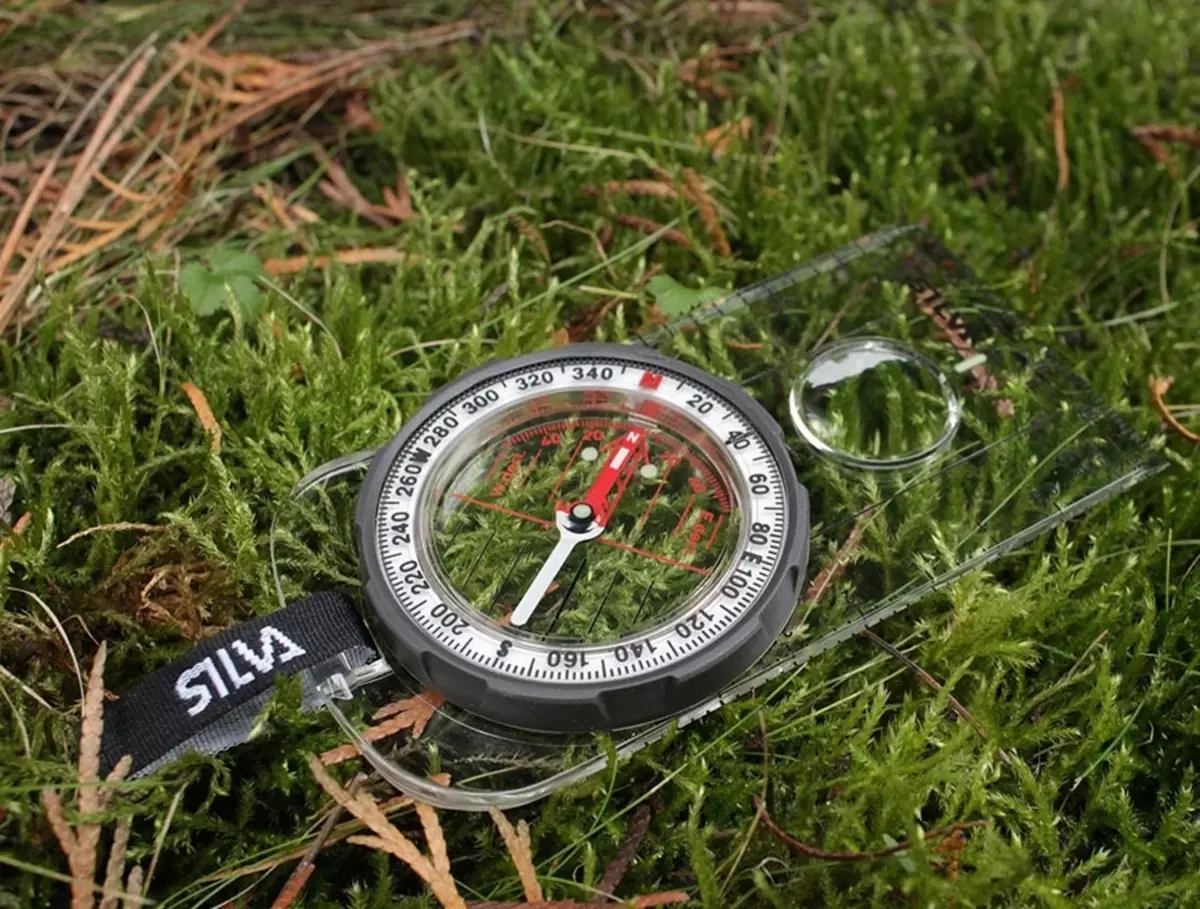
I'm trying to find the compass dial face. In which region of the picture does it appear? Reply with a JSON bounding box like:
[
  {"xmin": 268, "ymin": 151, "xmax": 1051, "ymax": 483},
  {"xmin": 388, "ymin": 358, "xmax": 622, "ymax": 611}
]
[{"xmin": 356, "ymin": 344, "xmax": 809, "ymax": 732}]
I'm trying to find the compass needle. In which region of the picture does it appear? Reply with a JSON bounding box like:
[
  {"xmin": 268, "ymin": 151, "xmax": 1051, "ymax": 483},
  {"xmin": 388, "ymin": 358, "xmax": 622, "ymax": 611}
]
[{"xmin": 512, "ymin": 531, "xmax": 578, "ymax": 626}]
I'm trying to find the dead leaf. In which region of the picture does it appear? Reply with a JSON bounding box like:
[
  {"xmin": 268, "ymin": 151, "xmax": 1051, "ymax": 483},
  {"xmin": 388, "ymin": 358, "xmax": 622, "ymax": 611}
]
[
  {"xmin": 123, "ymin": 866, "xmax": 143, "ymax": 909},
  {"xmin": 0, "ymin": 46, "xmax": 155, "ymax": 334},
  {"xmin": 70, "ymin": 643, "xmax": 110, "ymax": 908},
  {"xmin": 181, "ymin": 382, "xmax": 222, "ymax": 453},
  {"xmin": 8, "ymin": 511, "xmax": 31, "ymax": 538},
  {"xmin": 289, "ymin": 201, "xmax": 321, "ymax": 225},
  {"xmin": 1149, "ymin": 375, "xmax": 1200, "ymax": 443},
  {"xmin": 549, "ymin": 328, "xmax": 571, "ymax": 347},
  {"xmin": 344, "ymin": 91, "xmax": 382, "ymax": 132},
  {"xmin": 381, "ymin": 170, "xmax": 414, "ymax": 222},
  {"xmin": 679, "ymin": 55, "xmax": 740, "ymax": 98},
  {"xmin": 39, "ymin": 640, "xmax": 143, "ymax": 909},
  {"xmin": 190, "ymin": 47, "xmax": 299, "ymax": 79},
  {"xmin": 308, "ymin": 755, "xmax": 466, "ymax": 909},
  {"xmin": 488, "ymin": 807, "xmax": 543, "ymax": 903},
  {"xmin": 41, "ymin": 790, "xmax": 76, "ymax": 860},
  {"xmin": 319, "ymin": 690, "xmax": 446, "ymax": 765},
  {"xmin": 695, "ymin": 116, "xmax": 751, "ymax": 159},
  {"xmin": 78, "ymin": 642, "xmax": 107, "ymax": 812}
]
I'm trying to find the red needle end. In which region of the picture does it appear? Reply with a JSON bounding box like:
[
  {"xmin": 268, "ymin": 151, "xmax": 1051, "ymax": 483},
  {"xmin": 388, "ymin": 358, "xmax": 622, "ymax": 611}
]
[{"xmin": 578, "ymin": 429, "xmax": 646, "ymax": 527}]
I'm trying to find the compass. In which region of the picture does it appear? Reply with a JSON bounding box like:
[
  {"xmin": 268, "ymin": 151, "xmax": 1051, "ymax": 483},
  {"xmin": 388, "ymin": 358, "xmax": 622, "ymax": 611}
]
[
  {"xmin": 98, "ymin": 229, "xmax": 1165, "ymax": 807},
  {"xmin": 355, "ymin": 343, "xmax": 810, "ymax": 732}
]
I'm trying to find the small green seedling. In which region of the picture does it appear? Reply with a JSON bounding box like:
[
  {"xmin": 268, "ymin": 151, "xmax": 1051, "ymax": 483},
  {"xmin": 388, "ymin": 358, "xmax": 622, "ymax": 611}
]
[{"xmin": 180, "ymin": 246, "xmax": 267, "ymax": 320}]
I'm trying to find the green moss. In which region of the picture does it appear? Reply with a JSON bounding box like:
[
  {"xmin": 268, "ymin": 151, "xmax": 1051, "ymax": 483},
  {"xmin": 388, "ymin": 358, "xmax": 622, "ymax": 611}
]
[{"xmin": 2, "ymin": 1, "xmax": 1199, "ymax": 906}]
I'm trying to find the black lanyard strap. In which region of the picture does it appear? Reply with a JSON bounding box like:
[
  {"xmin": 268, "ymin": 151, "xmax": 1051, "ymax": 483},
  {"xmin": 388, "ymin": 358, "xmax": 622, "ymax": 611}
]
[{"xmin": 100, "ymin": 591, "xmax": 375, "ymax": 777}]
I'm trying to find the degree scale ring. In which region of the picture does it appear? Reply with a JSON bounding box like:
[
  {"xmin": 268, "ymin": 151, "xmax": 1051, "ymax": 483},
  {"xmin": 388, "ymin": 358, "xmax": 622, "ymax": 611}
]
[{"xmin": 354, "ymin": 344, "xmax": 810, "ymax": 732}]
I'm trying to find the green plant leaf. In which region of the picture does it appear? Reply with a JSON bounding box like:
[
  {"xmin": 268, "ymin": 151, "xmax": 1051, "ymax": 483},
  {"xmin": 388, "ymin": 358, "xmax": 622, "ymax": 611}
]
[
  {"xmin": 180, "ymin": 247, "xmax": 266, "ymax": 319},
  {"xmin": 646, "ymin": 274, "xmax": 727, "ymax": 318}
]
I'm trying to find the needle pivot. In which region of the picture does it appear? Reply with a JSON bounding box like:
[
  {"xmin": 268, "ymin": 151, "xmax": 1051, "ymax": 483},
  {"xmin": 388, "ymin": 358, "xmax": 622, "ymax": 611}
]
[{"xmin": 566, "ymin": 502, "xmax": 595, "ymax": 530}]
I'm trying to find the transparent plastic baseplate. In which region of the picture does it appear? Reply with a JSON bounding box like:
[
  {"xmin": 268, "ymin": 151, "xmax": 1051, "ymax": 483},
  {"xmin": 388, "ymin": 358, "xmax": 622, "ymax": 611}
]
[{"xmin": 270, "ymin": 225, "xmax": 1166, "ymax": 810}]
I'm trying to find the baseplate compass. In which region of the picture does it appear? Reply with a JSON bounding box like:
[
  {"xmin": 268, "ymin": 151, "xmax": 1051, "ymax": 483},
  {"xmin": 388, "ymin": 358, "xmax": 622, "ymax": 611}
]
[
  {"xmin": 98, "ymin": 225, "xmax": 1165, "ymax": 811},
  {"xmin": 260, "ymin": 226, "xmax": 1166, "ymax": 810}
]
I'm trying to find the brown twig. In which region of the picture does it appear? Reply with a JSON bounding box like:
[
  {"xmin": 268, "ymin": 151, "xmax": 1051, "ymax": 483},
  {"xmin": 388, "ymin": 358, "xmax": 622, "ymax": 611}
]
[
  {"xmin": 859, "ymin": 628, "xmax": 1011, "ymax": 767},
  {"xmin": 181, "ymin": 382, "xmax": 222, "ymax": 453},
  {"xmin": 615, "ymin": 215, "xmax": 694, "ymax": 252},
  {"xmin": 1131, "ymin": 124, "xmax": 1200, "ymax": 148},
  {"xmin": 567, "ymin": 264, "xmax": 662, "ymax": 342},
  {"xmin": 584, "ymin": 180, "xmax": 679, "ymax": 200},
  {"xmin": 802, "ymin": 510, "xmax": 872, "ymax": 606},
  {"xmin": 680, "ymin": 168, "xmax": 729, "ymax": 257},
  {"xmin": 810, "ymin": 279, "xmax": 868, "ymax": 353},
  {"xmin": 1051, "ymin": 85, "xmax": 1069, "ymax": 193},
  {"xmin": 314, "ymin": 147, "xmax": 395, "ymax": 228},
  {"xmin": 0, "ymin": 47, "xmax": 154, "ymax": 333},
  {"xmin": 176, "ymin": 20, "xmax": 478, "ymax": 162},
  {"xmin": 596, "ymin": 804, "xmax": 653, "ymax": 898},
  {"xmin": 0, "ymin": 36, "xmax": 155, "ymax": 291},
  {"xmin": 57, "ymin": 523, "xmax": 166, "ymax": 549},
  {"xmin": 263, "ymin": 248, "xmax": 413, "ymax": 276},
  {"xmin": 1128, "ymin": 124, "xmax": 1200, "ymax": 176},
  {"xmin": 469, "ymin": 897, "xmax": 688, "ymax": 909},
  {"xmin": 269, "ymin": 776, "xmax": 365, "ymax": 909},
  {"xmin": 755, "ymin": 797, "xmax": 988, "ymax": 862},
  {"xmin": 1149, "ymin": 375, "xmax": 1200, "ymax": 443}
]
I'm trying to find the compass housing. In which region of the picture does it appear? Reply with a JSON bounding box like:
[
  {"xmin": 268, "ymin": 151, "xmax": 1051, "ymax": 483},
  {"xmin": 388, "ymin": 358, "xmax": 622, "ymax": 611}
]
[{"xmin": 354, "ymin": 343, "xmax": 810, "ymax": 732}]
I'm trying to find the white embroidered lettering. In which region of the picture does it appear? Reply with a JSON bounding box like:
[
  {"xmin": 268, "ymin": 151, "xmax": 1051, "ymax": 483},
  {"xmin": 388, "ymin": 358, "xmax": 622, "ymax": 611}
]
[
  {"xmin": 217, "ymin": 648, "xmax": 254, "ymax": 689},
  {"xmin": 175, "ymin": 657, "xmax": 227, "ymax": 717},
  {"xmin": 175, "ymin": 627, "xmax": 307, "ymax": 717},
  {"xmin": 230, "ymin": 626, "xmax": 306, "ymax": 673}
]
